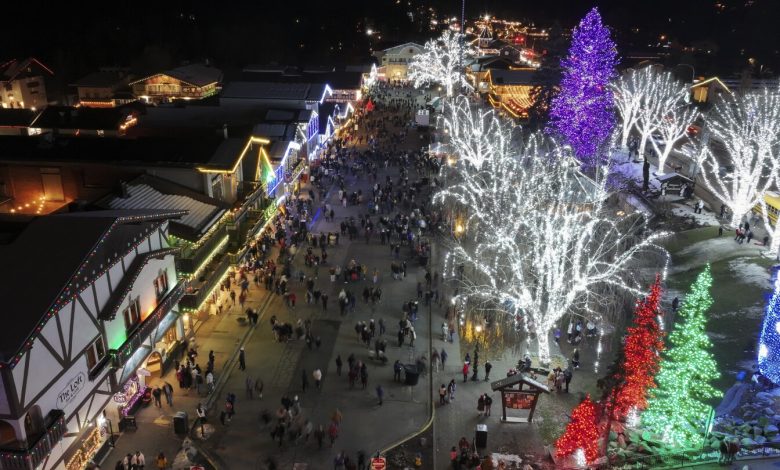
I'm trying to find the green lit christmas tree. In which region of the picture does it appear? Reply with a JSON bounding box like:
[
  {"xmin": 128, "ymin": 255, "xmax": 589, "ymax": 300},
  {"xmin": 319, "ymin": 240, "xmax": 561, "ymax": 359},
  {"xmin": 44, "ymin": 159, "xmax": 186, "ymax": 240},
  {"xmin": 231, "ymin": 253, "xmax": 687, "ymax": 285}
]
[{"xmin": 642, "ymin": 266, "xmax": 721, "ymax": 447}]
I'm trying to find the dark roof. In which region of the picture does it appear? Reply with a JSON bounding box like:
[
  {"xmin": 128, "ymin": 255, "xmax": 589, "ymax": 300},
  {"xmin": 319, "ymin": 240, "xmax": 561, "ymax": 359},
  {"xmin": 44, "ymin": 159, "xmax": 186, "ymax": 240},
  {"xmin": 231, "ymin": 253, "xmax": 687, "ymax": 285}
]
[
  {"xmin": 221, "ymin": 81, "xmax": 328, "ymax": 102},
  {"xmin": 130, "ymin": 64, "xmax": 222, "ymax": 88},
  {"xmin": 0, "ymin": 58, "xmax": 54, "ymax": 81},
  {"xmin": 96, "ymin": 174, "xmax": 230, "ymax": 241},
  {"xmin": 164, "ymin": 64, "xmax": 222, "ymax": 87},
  {"xmin": 30, "ymin": 106, "xmax": 135, "ymax": 131},
  {"xmin": 0, "ymin": 134, "xmax": 229, "ymax": 168},
  {"xmin": 489, "ymin": 69, "xmax": 536, "ymax": 86},
  {"xmin": 71, "ymin": 71, "xmax": 129, "ymax": 88},
  {"xmin": 0, "ymin": 109, "xmax": 37, "ymax": 127},
  {"xmin": 241, "ymin": 67, "xmax": 363, "ymax": 90},
  {"xmin": 318, "ymin": 102, "xmax": 339, "ymax": 131},
  {"xmin": 0, "ymin": 210, "xmax": 181, "ymax": 361}
]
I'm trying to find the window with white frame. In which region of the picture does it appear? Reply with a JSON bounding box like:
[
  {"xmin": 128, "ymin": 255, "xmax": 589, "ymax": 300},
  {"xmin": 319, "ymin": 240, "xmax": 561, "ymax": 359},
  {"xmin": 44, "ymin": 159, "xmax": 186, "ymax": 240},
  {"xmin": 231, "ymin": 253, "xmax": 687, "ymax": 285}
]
[
  {"xmin": 86, "ymin": 337, "xmax": 106, "ymax": 372},
  {"xmin": 123, "ymin": 297, "xmax": 141, "ymax": 332},
  {"xmin": 154, "ymin": 271, "xmax": 169, "ymax": 298}
]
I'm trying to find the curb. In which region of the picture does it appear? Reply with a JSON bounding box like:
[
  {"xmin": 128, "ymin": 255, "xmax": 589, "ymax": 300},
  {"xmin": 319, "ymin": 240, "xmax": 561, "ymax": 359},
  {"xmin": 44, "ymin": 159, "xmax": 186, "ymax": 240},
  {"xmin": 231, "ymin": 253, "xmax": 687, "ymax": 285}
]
[{"xmin": 380, "ymin": 239, "xmax": 437, "ymax": 467}]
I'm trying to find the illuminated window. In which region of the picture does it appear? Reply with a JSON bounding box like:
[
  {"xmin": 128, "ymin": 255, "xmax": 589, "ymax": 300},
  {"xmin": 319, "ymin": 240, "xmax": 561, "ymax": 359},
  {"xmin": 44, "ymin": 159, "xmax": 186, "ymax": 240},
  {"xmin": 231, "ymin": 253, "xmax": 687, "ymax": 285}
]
[
  {"xmin": 86, "ymin": 337, "xmax": 106, "ymax": 371},
  {"xmin": 154, "ymin": 271, "xmax": 169, "ymax": 299},
  {"xmin": 123, "ymin": 298, "xmax": 141, "ymax": 332}
]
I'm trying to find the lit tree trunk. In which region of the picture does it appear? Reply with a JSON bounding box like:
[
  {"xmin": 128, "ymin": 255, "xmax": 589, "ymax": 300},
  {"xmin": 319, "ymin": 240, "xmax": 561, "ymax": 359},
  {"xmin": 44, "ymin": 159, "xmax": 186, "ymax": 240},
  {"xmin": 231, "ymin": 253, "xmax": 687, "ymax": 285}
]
[
  {"xmin": 638, "ymin": 128, "xmax": 653, "ymax": 160},
  {"xmin": 537, "ymin": 329, "xmax": 552, "ymax": 365},
  {"xmin": 656, "ymin": 146, "xmax": 673, "ymax": 175},
  {"xmin": 620, "ymin": 123, "xmax": 631, "ymax": 150}
]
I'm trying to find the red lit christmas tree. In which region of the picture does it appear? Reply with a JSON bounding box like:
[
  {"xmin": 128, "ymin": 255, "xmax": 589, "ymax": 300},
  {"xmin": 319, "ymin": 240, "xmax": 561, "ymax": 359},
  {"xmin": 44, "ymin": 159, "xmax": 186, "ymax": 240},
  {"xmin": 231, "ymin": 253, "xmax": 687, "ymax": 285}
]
[
  {"xmin": 613, "ymin": 275, "xmax": 665, "ymax": 420},
  {"xmin": 556, "ymin": 395, "xmax": 603, "ymax": 464}
]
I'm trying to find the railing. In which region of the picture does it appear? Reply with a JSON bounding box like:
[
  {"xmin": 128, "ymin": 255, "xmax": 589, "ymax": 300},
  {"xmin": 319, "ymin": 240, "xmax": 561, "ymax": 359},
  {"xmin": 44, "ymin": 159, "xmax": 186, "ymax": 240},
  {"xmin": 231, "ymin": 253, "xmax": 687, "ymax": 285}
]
[
  {"xmin": 177, "ymin": 225, "xmax": 229, "ymax": 275},
  {"xmin": 0, "ymin": 410, "xmax": 65, "ymax": 470},
  {"xmin": 179, "ymin": 255, "xmax": 231, "ymax": 311},
  {"xmin": 111, "ymin": 282, "xmax": 185, "ymax": 366}
]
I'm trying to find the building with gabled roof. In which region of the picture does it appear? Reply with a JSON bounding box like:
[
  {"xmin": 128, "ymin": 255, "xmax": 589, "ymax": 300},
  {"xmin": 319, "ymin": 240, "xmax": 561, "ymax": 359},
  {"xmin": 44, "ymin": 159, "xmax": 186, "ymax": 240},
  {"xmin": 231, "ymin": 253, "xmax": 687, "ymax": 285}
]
[
  {"xmin": 130, "ymin": 64, "xmax": 222, "ymax": 104},
  {"xmin": 372, "ymin": 42, "xmax": 425, "ymax": 81},
  {"xmin": 0, "ymin": 209, "xmax": 185, "ymax": 470},
  {"xmin": 0, "ymin": 58, "xmax": 54, "ymax": 110},
  {"xmin": 71, "ymin": 69, "xmax": 134, "ymax": 108}
]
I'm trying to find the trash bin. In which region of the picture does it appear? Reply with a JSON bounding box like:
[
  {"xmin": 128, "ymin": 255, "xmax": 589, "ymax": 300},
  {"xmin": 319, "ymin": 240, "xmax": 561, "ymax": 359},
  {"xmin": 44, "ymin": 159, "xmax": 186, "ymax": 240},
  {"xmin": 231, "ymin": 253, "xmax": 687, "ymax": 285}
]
[
  {"xmin": 403, "ymin": 364, "xmax": 420, "ymax": 385},
  {"xmin": 475, "ymin": 424, "xmax": 488, "ymax": 449},
  {"xmin": 173, "ymin": 411, "xmax": 189, "ymax": 435}
]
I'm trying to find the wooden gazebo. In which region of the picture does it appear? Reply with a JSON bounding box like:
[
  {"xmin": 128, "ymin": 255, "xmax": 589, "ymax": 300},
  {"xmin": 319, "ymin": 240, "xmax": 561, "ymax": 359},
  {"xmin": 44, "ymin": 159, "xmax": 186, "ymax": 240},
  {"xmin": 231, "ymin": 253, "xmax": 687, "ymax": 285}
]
[{"xmin": 490, "ymin": 373, "xmax": 550, "ymax": 423}]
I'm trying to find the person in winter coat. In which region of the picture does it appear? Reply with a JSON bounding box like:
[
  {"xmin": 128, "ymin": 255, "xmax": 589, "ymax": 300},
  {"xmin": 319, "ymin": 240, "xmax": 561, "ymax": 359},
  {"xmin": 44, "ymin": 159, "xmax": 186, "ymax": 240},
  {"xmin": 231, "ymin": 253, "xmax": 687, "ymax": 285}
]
[{"xmin": 462, "ymin": 362, "xmax": 470, "ymax": 383}]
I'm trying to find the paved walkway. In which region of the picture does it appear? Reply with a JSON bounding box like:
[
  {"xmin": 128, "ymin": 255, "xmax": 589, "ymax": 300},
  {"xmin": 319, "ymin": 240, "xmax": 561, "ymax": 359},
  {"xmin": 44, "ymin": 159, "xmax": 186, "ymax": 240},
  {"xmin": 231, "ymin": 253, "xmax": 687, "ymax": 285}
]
[{"xmin": 196, "ymin": 90, "xmax": 437, "ymax": 469}]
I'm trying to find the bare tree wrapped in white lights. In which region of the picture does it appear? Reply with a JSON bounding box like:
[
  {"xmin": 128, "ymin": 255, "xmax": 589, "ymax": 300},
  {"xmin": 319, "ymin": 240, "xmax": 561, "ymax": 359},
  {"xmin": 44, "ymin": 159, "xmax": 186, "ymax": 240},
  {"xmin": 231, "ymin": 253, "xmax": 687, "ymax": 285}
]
[
  {"xmin": 408, "ymin": 30, "xmax": 476, "ymax": 97},
  {"xmin": 650, "ymin": 103, "xmax": 699, "ymax": 175},
  {"xmin": 611, "ymin": 68, "xmax": 648, "ymax": 150},
  {"xmin": 697, "ymin": 88, "xmax": 780, "ymax": 228},
  {"xmin": 438, "ymin": 102, "xmax": 668, "ymax": 363},
  {"xmin": 632, "ymin": 68, "xmax": 689, "ymax": 159}
]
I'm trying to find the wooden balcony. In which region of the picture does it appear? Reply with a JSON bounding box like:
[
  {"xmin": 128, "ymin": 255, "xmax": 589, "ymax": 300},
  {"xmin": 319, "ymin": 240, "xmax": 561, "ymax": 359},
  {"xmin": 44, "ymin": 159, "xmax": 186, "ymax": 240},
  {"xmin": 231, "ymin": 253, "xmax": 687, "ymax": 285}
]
[
  {"xmin": 0, "ymin": 410, "xmax": 65, "ymax": 470},
  {"xmin": 111, "ymin": 282, "xmax": 185, "ymax": 367}
]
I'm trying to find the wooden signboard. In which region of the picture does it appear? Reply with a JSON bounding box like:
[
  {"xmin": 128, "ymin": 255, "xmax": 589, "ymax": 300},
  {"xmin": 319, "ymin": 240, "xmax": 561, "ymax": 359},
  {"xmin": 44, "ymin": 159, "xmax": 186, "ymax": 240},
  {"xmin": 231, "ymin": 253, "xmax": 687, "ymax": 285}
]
[
  {"xmin": 490, "ymin": 373, "xmax": 550, "ymax": 423},
  {"xmin": 503, "ymin": 390, "xmax": 537, "ymax": 410}
]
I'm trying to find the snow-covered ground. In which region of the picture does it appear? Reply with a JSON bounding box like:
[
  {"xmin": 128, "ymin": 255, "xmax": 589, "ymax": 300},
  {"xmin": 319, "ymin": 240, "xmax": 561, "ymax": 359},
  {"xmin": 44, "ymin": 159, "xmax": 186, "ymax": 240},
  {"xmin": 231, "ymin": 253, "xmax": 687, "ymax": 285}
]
[
  {"xmin": 670, "ymin": 201, "xmax": 721, "ymax": 227},
  {"xmin": 671, "ymin": 237, "xmax": 766, "ymax": 274},
  {"xmin": 727, "ymin": 258, "xmax": 773, "ymax": 289}
]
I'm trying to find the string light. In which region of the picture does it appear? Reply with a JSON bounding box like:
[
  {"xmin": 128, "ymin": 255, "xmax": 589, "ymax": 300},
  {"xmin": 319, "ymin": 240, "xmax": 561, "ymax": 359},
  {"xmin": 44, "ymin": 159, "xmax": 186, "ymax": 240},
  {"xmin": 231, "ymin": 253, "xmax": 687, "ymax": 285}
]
[
  {"xmin": 408, "ymin": 30, "xmax": 477, "ymax": 98},
  {"xmin": 612, "ymin": 275, "xmax": 665, "ymax": 420},
  {"xmin": 555, "ymin": 395, "xmax": 603, "ymax": 464},
  {"xmin": 758, "ymin": 274, "xmax": 780, "ymax": 384},
  {"xmin": 180, "ymin": 235, "xmax": 229, "ymax": 280},
  {"xmin": 630, "ymin": 68, "xmax": 690, "ymax": 161},
  {"xmin": 642, "ymin": 266, "xmax": 721, "ymax": 446},
  {"xmin": 437, "ymin": 98, "xmax": 668, "ymax": 363},
  {"xmin": 64, "ymin": 427, "xmax": 101, "ymax": 470},
  {"xmin": 1, "ymin": 212, "xmax": 186, "ymax": 369},
  {"xmin": 547, "ymin": 7, "xmax": 618, "ymax": 170},
  {"xmin": 697, "ymin": 88, "xmax": 780, "ymax": 227}
]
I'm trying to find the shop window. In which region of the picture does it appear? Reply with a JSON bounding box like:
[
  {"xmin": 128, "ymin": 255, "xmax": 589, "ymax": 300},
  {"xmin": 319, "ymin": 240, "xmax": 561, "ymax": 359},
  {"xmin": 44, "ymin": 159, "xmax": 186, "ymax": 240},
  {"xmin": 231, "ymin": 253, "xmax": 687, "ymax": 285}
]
[
  {"xmin": 154, "ymin": 271, "xmax": 169, "ymax": 299},
  {"xmin": 123, "ymin": 297, "xmax": 141, "ymax": 333},
  {"xmin": 86, "ymin": 337, "xmax": 107, "ymax": 376},
  {"xmin": 164, "ymin": 325, "xmax": 177, "ymax": 343}
]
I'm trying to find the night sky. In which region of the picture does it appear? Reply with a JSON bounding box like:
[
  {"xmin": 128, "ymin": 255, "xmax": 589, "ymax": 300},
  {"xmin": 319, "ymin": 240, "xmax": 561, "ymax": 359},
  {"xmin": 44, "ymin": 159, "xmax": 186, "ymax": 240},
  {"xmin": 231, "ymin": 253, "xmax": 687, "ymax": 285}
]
[{"xmin": 2, "ymin": 0, "xmax": 777, "ymax": 87}]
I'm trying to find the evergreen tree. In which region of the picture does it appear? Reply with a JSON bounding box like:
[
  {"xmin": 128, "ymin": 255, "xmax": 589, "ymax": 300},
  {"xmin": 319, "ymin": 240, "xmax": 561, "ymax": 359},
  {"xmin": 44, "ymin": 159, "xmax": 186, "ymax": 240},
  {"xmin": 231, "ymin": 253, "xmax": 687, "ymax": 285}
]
[
  {"xmin": 613, "ymin": 275, "xmax": 665, "ymax": 420},
  {"xmin": 556, "ymin": 395, "xmax": 603, "ymax": 464},
  {"xmin": 547, "ymin": 7, "xmax": 618, "ymax": 170},
  {"xmin": 642, "ymin": 266, "xmax": 721, "ymax": 447},
  {"xmin": 758, "ymin": 276, "xmax": 780, "ymax": 384}
]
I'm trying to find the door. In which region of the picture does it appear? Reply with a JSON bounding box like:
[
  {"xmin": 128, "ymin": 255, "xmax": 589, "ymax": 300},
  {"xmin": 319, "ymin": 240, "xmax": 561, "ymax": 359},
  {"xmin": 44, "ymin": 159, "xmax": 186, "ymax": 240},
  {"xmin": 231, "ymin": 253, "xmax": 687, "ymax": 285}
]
[{"xmin": 40, "ymin": 168, "xmax": 64, "ymax": 201}]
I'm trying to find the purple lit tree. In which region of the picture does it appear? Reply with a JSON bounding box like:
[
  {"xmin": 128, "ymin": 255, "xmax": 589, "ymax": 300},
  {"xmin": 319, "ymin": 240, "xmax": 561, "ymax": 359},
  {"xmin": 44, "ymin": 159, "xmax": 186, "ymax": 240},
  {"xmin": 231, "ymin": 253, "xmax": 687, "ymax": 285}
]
[{"xmin": 548, "ymin": 8, "xmax": 618, "ymax": 170}]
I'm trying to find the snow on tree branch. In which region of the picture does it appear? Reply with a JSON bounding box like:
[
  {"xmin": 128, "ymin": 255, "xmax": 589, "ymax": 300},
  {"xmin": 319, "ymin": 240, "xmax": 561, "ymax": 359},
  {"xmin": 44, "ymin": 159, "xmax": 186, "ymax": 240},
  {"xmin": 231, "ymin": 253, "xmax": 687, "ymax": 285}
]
[
  {"xmin": 697, "ymin": 88, "xmax": 780, "ymax": 227},
  {"xmin": 437, "ymin": 101, "xmax": 668, "ymax": 362},
  {"xmin": 408, "ymin": 30, "xmax": 476, "ymax": 97}
]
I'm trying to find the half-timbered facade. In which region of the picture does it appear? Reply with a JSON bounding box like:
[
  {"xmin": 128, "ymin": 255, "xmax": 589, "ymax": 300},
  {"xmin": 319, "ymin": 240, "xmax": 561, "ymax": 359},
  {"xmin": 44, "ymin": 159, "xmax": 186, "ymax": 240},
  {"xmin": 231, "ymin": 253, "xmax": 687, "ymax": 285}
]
[{"xmin": 0, "ymin": 210, "xmax": 186, "ymax": 470}]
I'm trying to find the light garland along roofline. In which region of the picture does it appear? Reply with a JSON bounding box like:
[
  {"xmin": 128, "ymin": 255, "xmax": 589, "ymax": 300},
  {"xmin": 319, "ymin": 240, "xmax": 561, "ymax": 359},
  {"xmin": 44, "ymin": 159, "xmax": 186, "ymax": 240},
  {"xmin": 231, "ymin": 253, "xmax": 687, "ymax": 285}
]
[
  {"xmin": 1, "ymin": 211, "xmax": 188, "ymax": 369},
  {"xmin": 196, "ymin": 136, "xmax": 270, "ymax": 174}
]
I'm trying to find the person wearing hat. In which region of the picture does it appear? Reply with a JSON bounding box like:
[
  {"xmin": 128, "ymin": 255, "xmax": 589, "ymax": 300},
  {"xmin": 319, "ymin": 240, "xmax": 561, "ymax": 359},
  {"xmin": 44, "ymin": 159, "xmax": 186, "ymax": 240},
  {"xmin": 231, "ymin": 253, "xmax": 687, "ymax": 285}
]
[{"xmin": 239, "ymin": 347, "xmax": 246, "ymax": 370}]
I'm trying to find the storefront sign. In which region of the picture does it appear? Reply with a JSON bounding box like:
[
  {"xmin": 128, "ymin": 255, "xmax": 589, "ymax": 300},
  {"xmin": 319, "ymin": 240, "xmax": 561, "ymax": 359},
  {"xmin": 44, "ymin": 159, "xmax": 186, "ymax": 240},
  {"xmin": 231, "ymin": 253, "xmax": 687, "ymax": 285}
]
[
  {"xmin": 503, "ymin": 391, "xmax": 536, "ymax": 410},
  {"xmin": 57, "ymin": 372, "xmax": 85, "ymax": 408}
]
